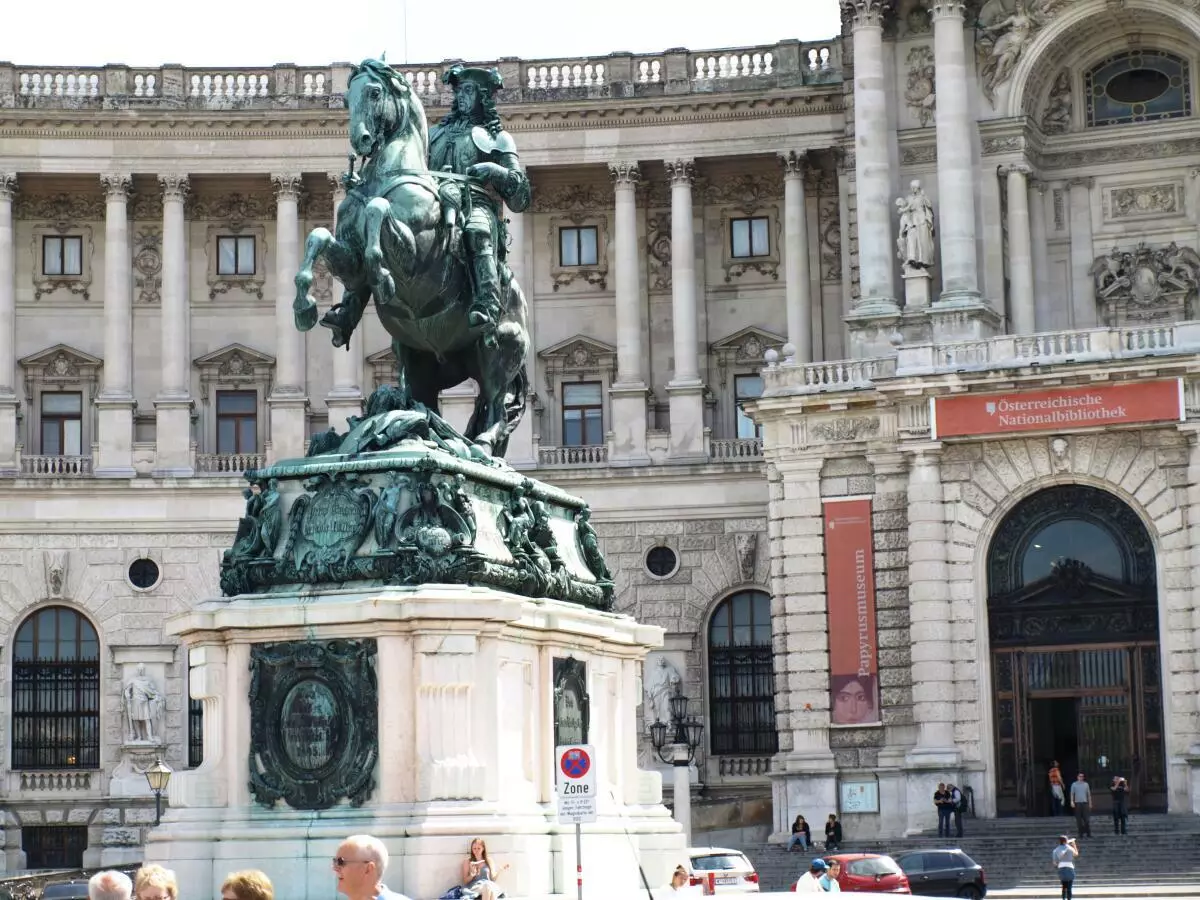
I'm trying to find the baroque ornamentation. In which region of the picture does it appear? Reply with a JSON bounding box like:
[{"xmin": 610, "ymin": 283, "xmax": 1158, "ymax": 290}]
[
  {"xmin": 248, "ymin": 639, "xmax": 378, "ymax": 810},
  {"xmin": 15, "ymin": 192, "xmax": 105, "ymax": 223},
  {"xmin": 734, "ymin": 532, "xmax": 758, "ymax": 582},
  {"xmin": 665, "ymin": 159, "xmax": 695, "ymax": 187},
  {"xmin": 703, "ymin": 172, "xmax": 782, "ymax": 214},
  {"xmin": 43, "ymin": 550, "xmax": 68, "ymax": 599},
  {"xmin": 608, "ymin": 162, "xmax": 640, "ymax": 188},
  {"xmin": 809, "ymin": 416, "xmax": 881, "ymax": 443},
  {"xmin": 0, "ymin": 173, "xmax": 16, "ymax": 201},
  {"xmin": 191, "ymin": 192, "xmax": 275, "ymax": 225},
  {"xmin": 133, "ymin": 226, "xmax": 163, "ymax": 304},
  {"xmin": 1089, "ymin": 241, "xmax": 1200, "ymax": 325},
  {"xmin": 901, "ymin": 144, "xmax": 937, "ymax": 165},
  {"xmin": 819, "ymin": 196, "xmax": 842, "ymax": 282},
  {"xmin": 981, "ymin": 135, "xmax": 1023, "ymax": 156},
  {"xmin": 647, "ymin": 212, "xmax": 672, "ymax": 291},
  {"xmin": 1106, "ymin": 184, "xmax": 1181, "ymax": 221},
  {"xmin": 975, "ymin": 0, "xmax": 1050, "ymax": 106},
  {"xmin": 840, "ymin": 0, "xmax": 893, "ymax": 28},
  {"xmin": 1040, "ymin": 69, "xmax": 1071, "ymax": 133},
  {"xmin": 904, "ymin": 46, "xmax": 936, "ymax": 127},
  {"xmin": 531, "ymin": 182, "xmax": 612, "ymax": 213},
  {"xmin": 100, "ymin": 173, "xmax": 132, "ymax": 200}
]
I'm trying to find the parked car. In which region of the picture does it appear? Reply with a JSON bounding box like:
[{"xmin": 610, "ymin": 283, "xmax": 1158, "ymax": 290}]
[
  {"xmin": 893, "ymin": 850, "xmax": 986, "ymax": 899},
  {"xmin": 40, "ymin": 882, "xmax": 90, "ymax": 900},
  {"xmin": 823, "ymin": 854, "xmax": 911, "ymax": 893},
  {"xmin": 687, "ymin": 847, "xmax": 761, "ymax": 894}
]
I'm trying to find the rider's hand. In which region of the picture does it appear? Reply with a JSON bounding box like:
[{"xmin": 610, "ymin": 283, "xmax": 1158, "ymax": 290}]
[{"xmin": 467, "ymin": 162, "xmax": 507, "ymax": 185}]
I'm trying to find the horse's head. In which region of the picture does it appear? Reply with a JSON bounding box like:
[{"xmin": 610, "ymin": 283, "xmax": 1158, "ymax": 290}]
[{"xmin": 346, "ymin": 58, "xmax": 414, "ymax": 159}]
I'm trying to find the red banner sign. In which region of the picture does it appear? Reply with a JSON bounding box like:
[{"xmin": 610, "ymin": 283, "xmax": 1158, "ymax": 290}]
[
  {"xmin": 823, "ymin": 498, "xmax": 880, "ymax": 726},
  {"xmin": 931, "ymin": 379, "xmax": 1183, "ymax": 440}
]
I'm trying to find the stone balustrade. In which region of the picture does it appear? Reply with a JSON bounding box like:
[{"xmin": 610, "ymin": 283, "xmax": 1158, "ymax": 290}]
[
  {"xmin": 537, "ymin": 444, "xmax": 609, "ymax": 467},
  {"xmin": 16, "ymin": 770, "xmax": 93, "ymax": 792},
  {"xmin": 196, "ymin": 452, "xmax": 265, "ymax": 474},
  {"xmin": 3, "ymin": 40, "xmax": 841, "ymax": 110},
  {"xmin": 764, "ymin": 322, "xmax": 1200, "ymax": 398},
  {"xmin": 716, "ymin": 754, "xmax": 772, "ymax": 777},
  {"xmin": 709, "ymin": 437, "xmax": 763, "ymax": 459},
  {"xmin": 20, "ymin": 454, "xmax": 92, "ymax": 477}
]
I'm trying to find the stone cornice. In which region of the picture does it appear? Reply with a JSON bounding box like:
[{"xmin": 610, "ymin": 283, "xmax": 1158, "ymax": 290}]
[{"xmin": 0, "ymin": 88, "xmax": 844, "ymax": 142}]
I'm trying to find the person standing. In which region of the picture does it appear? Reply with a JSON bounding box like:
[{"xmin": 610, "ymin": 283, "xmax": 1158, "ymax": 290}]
[
  {"xmin": 1110, "ymin": 776, "xmax": 1129, "ymax": 835},
  {"xmin": 333, "ymin": 833, "xmax": 412, "ymax": 900},
  {"xmin": 1052, "ymin": 835, "xmax": 1079, "ymax": 900},
  {"xmin": 1048, "ymin": 761, "xmax": 1065, "ymax": 816},
  {"xmin": 948, "ymin": 783, "xmax": 965, "ymax": 837},
  {"xmin": 819, "ymin": 860, "xmax": 843, "ymax": 892},
  {"xmin": 1069, "ymin": 773, "xmax": 1092, "ymax": 838},
  {"xmin": 933, "ymin": 783, "xmax": 952, "ymax": 838}
]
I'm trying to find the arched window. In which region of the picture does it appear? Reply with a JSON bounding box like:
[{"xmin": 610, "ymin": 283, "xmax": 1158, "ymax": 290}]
[
  {"xmin": 1085, "ymin": 49, "xmax": 1191, "ymax": 127},
  {"xmin": 708, "ymin": 590, "xmax": 777, "ymax": 755},
  {"xmin": 12, "ymin": 606, "xmax": 100, "ymax": 770}
]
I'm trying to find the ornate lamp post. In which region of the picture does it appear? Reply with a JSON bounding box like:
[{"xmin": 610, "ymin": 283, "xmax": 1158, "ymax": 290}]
[
  {"xmin": 145, "ymin": 757, "xmax": 173, "ymax": 825},
  {"xmin": 650, "ymin": 685, "xmax": 704, "ymax": 843}
]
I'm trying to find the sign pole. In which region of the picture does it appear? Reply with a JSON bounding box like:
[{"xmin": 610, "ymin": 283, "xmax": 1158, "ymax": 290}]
[{"xmin": 576, "ymin": 820, "xmax": 583, "ymax": 900}]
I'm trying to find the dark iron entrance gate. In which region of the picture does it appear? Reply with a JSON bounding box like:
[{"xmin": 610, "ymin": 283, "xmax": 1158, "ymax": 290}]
[{"xmin": 987, "ymin": 485, "xmax": 1165, "ymax": 816}]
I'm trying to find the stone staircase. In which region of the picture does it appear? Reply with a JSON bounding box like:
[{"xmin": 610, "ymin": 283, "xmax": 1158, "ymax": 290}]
[{"xmin": 739, "ymin": 814, "xmax": 1200, "ymax": 892}]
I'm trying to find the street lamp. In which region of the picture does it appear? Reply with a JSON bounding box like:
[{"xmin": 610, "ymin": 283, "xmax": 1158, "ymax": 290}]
[
  {"xmin": 144, "ymin": 757, "xmax": 173, "ymax": 825},
  {"xmin": 650, "ymin": 685, "xmax": 704, "ymax": 843}
]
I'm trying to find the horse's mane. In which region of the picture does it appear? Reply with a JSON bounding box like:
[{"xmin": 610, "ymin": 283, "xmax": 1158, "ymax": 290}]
[{"xmin": 349, "ymin": 59, "xmax": 429, "ymax": 158}]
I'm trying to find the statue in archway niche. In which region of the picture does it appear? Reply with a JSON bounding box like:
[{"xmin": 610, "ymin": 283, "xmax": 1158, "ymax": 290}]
[
  {"xmin": 896, "ymin": 181, "xmax": 936, "ymax": 271},
  {"xmin": 123, "ymin": 664, "xmax": 163, "ymax": 744}
]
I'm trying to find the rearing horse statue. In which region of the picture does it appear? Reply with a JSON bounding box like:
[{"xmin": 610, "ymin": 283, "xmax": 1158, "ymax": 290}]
[{"xmin": 292, "ymin": 58, "xmax": 531, "ymax": 458}]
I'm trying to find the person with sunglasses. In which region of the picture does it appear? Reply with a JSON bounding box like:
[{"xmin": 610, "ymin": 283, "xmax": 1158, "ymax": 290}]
[{"xmin": 333, "ymin": 834, "xmax": 412, "ymax": 900}]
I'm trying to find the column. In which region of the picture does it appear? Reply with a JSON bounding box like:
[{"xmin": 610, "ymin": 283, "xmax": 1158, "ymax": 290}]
[
  {"xmin": 1068, "ymin": 178, "xmax": 1097, "ymax": 329},
  {"xmin": 665, "ymin": 158, "xmax": 706, "ymax": 460},
  {"xmin": 324, "ymin": 176, "xmax": 364, "ymax": 432},
  {"xmin": 268, "ymin": 173, "xmax": 308, "ymax": 462},
  {"xmin": 781, "ymin": 151, "xmax": 813, "ymax": 363},
  {"xmin": 931, "ymin": 0, "xmax": 981, "ymax": 303},
  {"xmin": 1029, "ymin": 180, "xmax": 1050, "ymax": 331},
  {"xmin": 608, "ymin": 161, "xmax": 650, "ymax": 465},
  {"xmin": 0, "ymin": 174, "xmax": 17, "ymax": 475},
  {"xmin": 848, "ymin": 1, "xmax": 898, "ymax": 312},
  {"xmin": 500, "ymin": 205, "xmax": 537, "ymax": 467},
  {"xmin": 95, "ymin": 173, "xmax": 136, "ymax": 478},
  {"xmin": 154, "ymin": 174, "xmax": 194, "ymax": 476},
  {"xmin": 905, "ymin": 446, "xmax": 958, "ymax": 760},
  {"xmin": 1001, "ymin": 165, "xmax": 1036, "ymax": 335}
]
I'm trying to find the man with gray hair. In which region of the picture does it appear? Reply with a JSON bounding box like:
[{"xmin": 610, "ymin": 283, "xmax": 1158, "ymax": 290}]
[
  {"xmin": 88, "ymin": 870, "xmax": 133, "ymax": 900},
  {"xmin": 332, "ymin": 833, "xmax": 412, "ymax": 900}
]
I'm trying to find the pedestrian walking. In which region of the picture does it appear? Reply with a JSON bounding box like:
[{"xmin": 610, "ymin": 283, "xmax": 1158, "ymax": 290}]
[
  {"xmin": 1069, "ymin": 773, "xmax": 1092, "ymax": 837},
  {"xmin": 1052, "ymin": 835, "xmax": 1079, "ymax": 900},
  {"xmin": 1048, "ymin": 760, "xmax": 1065, "ymax": 816},
  {"xmin": 933, "ymin": 783, "xmax": 952, "ymax": 838},
  {"xmin": 1110, "ymin": 776, "xmax": 1129, "ymax": 835}
]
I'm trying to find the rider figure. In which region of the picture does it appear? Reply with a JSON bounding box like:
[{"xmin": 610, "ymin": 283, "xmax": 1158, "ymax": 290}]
[{"xmin": 429, "ymin": 65, "xmax": 531, "ymax": 336}]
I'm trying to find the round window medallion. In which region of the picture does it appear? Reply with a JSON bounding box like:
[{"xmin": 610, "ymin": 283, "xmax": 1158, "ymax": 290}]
[
  {"xmin": 645, "ymin": 546, "xmax": 679, "ymax": 579},
  {"xmin": 1105, "ymin": 68, "xmax": 1171, "ymax": 105},
  {"xmin": 127, "ymin": 558, "xmax": 161, "ymax": 591}
]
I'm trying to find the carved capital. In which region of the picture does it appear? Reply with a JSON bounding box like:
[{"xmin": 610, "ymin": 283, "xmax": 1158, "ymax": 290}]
[
  {"xmin": 841, "ymin": 0, "xmax": 891, "ymax": 28},
  {"xmin": 100, "ymin": 173, "xmax": 132, "ymax": 201},
  {"xmin": 928, "ymin": 0, "xmax": 967, "ymax": 20},
  {"xmin": 327, "ymin": 172, "xmax": 348, "ymax": 201},
  {"xmin": 779, "ymin": 150, "xmax": 809, "ymax": 179},
  {"xmin": 1067, "ymin": 176, "xmax": 1095, "ymax": 190},
  {"xmin": 159, "ymin": 174, "xmax": 190, "ymax": 203},
  {"xmin": 0, "ymin": 174, "xmax": 16, "ymax": 202},
  {"xmin": 271, "ymin": 173, "xmax": 304, "ymax": 201},
  {"xmin": 665, "ymin": 159, "xmax": 695, "ymax": 187},
  {"xmin": 608, "ymin": 161, "xmax": 641, "ymax": 188},
  {"xmin": 998, "ymin": 163, "xmax": 1033, "ymax": 179}
]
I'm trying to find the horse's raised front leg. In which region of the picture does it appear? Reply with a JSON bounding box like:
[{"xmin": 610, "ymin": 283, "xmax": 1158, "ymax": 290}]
[
  {"xmin": 294, "ymin": 227, "xmax": 334, "ymax": 331},
  {"xmin": 364, "ymin": 198, "xmax": 418, "ymax": 305}
]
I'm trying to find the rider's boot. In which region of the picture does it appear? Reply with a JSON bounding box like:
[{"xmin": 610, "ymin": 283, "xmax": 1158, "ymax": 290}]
[
  {"xmin": 468, "ymin": 250, "xmax": 502, "ymax": 330},
  {"xmin": 320, "ymin": 290, "xmax": 367, "ymax": 348}
]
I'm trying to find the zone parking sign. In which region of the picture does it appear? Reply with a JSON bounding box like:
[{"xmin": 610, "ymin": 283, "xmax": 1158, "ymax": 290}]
[{"xmin": 555, "ymin": 744, "xmax": 597, "ymax": 824}]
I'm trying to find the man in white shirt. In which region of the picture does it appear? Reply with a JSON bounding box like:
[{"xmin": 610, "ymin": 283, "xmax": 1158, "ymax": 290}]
[
  {"xmin": 333, "ymin": 833, "xmax": 414, "ymax": 900},
  {"xmin": 88, "ymin": 871, "xmax": 133, "ymax": 900},
  {"xmin": 794, "ymin": 859, "xmax": 828, "ymax": 893}
]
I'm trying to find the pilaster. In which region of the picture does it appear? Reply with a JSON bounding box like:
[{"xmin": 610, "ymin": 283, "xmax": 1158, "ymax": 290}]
[
  {"xmin": 665, "ymin": 158, "xmax": 705, "ymax": 461},
  {"xmin": 608, "ymin": 161, "xmax": 650, "ymax": 466},
  {"xmin": 269, "ymin": 173, "xmax": 309, "ymax": 461},
  {"xmin": 999, "ymin": 165, "xmax": 1035, "ymax": 335},
  {"xmin": 154, "ymin": 173, "xmax": 194, "ymax": 477},
  {"xmin": 0, "ymin": 173, "xmax": 17, "ymax": 475},
  {"xmin": 95, "ymin": 173, "xmax": 136, "ymax": 478}
]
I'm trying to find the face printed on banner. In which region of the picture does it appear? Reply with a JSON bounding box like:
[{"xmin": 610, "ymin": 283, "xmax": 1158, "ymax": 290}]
[{"xmin": 831, "ymin": 674, "xmax": 878, "ymax": 725}]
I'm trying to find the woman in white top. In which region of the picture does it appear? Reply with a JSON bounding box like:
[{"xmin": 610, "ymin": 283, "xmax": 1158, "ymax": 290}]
[{"xmin": 1051, "ymin": 835, "xmax": 1079, "ymax": 900}]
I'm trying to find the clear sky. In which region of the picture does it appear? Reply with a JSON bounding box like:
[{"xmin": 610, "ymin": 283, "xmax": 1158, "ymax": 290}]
[{"xmin": 5, "ymin": 0, "xmax": 842, "ymax": 68}]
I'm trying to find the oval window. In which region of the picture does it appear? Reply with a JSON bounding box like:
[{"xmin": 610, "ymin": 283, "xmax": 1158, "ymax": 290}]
[{"xmin": 1105, "ymin": 68, "xmax": 1171, "ymax": 104}]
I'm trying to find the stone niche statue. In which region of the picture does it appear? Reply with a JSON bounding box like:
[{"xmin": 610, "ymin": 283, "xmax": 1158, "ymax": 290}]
[
  {"xmin": 643, "ymin": 655, "xmax": 682, "ymax": 731},
  {"xmin": 123, "ymin": 663, "xmax": 164, "ymax": 744},
  {"xmin": 896, "ymin": 180, "xmax": 936, "ymax": 272}
]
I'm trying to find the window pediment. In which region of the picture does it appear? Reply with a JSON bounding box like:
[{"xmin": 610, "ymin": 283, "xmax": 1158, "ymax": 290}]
[
  {"xmin": 194, "ymin": 343, "xmax": 275, "ymax": 399},
  {"xmin": 710, "ymin": 326, "xmax": 785, "ymax": 387},
  {"xmin": 20, "ymin": 344, "xmax": 103, "ymax": 383},
  {"xmin": 538, "ymin": 335, "xmax": 617, "ymax": 395}
]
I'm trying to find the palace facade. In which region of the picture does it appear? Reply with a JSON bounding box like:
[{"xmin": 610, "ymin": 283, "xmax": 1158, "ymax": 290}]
[{"xmin": 2, "ymin": 0, "xmax": 1200, "ymax": 868}]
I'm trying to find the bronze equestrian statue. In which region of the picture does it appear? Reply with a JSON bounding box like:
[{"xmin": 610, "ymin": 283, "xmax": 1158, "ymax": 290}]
[{"xmin": 292, "ymin": 59, "xmax": 531, "ymax": 458}]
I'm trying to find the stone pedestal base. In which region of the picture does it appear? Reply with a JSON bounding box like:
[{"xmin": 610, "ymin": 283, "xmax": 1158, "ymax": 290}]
[
  {"xmin": 609, "ymin": 382, "xmax": 651, "ymax": 466},
  {"xmin": 845, "ymin": 305, "xmax": 903, "ymax": 359},
  {"xmin": 666, "ymin": 380, "xmax": 706, "ymax": 461},
  {"xmin": 109, "ymin": 742, "xmax": 169, "ymax": 798},
  {"xmin": 146, "ymin": 585, "xmax": 685, "ymax": 900},
  {"xmin": 0, "ymin": 393, "xmax": 17, "ymax": 475},
  {"xmin": 902, "ymin": 269, "xmax": 932, "ymax": 310},
  {"xmin": 153, "ymin": 397, "xmax": 194, "ymax": 477},
  {"xmin": 929, "ymin": 301, "xmax": 1002, "ymax": 344},
  {"xmin": 94, "ymin": 395, "xmax": 136, "ymax": 478},
  {"xmin": 267, "ymin": 393, "xmax": 309, "ymax": 462}
]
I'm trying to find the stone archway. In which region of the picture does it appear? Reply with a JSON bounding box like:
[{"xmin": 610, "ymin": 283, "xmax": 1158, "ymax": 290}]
[{"xmin": 985, "ymin": 484, "xmax": 1164, "ymax": 816}]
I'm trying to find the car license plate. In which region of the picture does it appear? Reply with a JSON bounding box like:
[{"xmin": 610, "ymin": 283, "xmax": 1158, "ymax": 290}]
[{"xmin": 716, "ymin": 876, "xmax": 738, "ymax": 885}]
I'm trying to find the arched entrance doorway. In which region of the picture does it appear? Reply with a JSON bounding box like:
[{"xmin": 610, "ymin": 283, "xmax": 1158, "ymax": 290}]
[{"xmin": 988, "ymin": 485, "xmax": 1165, "ymax": 816}]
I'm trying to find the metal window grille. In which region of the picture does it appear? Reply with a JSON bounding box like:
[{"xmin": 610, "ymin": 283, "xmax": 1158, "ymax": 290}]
[
  {"xmin": 188, "ymin": 697, "xmax": 204, "ymax": 768},
  {"xmin": 708, "ymin": 590, "xmax": 778, "ymax": 755},
  {"xmin": 22, "ymin": 825, "xmax": 88, "ymax": 869}
]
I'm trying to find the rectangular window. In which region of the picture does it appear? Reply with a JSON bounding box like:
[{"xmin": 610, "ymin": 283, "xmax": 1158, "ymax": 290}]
[
  {"xmin": 216, "ymin": 235, "xmax": 256, "ymax": 276},
  {"xmin": 734, "ymin": 374, "xmax": 764, "ymax": 440},
  {"xmin": 730, "ymin": 216, "xmax": 770, "ymax": 259},
  {"xmin": 562, "ymin": 381, "xmax": 604, "ymax": 447},
  {"xmin": 40, "ymin": 392, "xmax": 83, "ymax": 456},
  {"xmin": 42, "ymin": 236, "xmax": 83, "ymax": 277},
  {"xmin": 216, "ymin": 390, "xmax": 258, "ymax": 454},
  {"xmin": 559, "ymin": 226, "xmax": 599, "ymax": 267},
  {"xmin": 21, "ymin": 826, "xmax": 88, "ymax": 870}
]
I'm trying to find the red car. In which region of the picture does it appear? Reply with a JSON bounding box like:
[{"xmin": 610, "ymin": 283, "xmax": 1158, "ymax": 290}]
[{"xmin": 792, "ymin": 854, "xmax": 911, "ymax": 893}]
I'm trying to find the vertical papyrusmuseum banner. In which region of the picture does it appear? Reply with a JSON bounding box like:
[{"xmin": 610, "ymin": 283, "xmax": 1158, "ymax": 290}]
[{"xmin": 823, "ymin": 497, "xmax": 881, "ymax": 726}]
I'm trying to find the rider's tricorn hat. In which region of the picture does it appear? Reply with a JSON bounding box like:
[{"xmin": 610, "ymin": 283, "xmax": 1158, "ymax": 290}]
[{"xmin": 443, "ymin": 64, "xmax": 504, "ymax": 96}]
